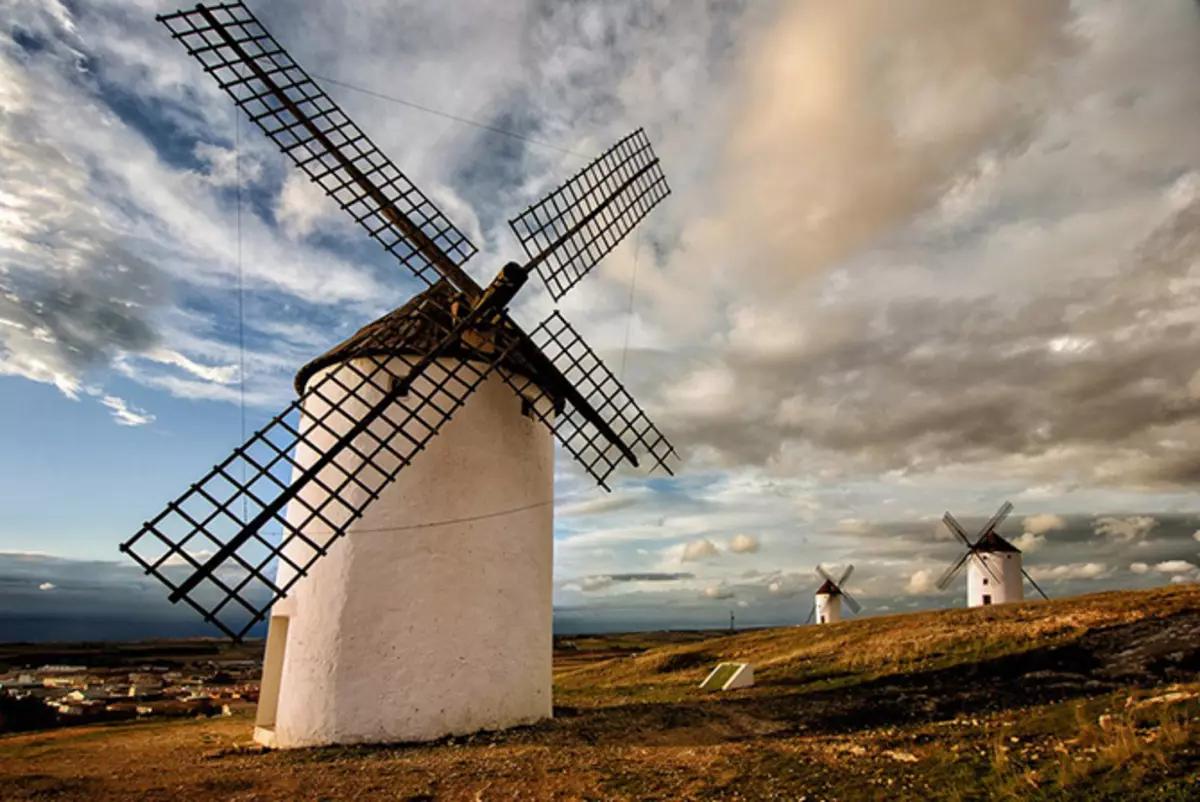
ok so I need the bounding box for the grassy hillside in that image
[5,586,1200,800]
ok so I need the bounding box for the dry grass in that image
[5,585,1200,800]
[558,585,1200,701]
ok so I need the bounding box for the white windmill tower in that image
[121,2,676,750]
[935,502,1049,607]
[806,564,860,625]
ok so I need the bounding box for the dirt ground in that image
[5,587,1200,800]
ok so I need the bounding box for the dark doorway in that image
[982,595,992,606]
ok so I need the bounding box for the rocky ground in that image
[4,586,1200,800]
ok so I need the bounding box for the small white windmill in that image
[806,564,860,625]
[935,502,1049,607]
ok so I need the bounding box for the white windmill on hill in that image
[120,2,676,749]
[935,502,1049,607]
[806,564,860,625]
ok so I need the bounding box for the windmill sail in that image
[127,2,679,642]
[1022,567,1051,600]
[120,286,527,639]
[935,550,972,590]
[158,2,482,297]
[502,312,677,489]
[941,512,974,546]
[977,501,1014,540]
[509,128,669,301]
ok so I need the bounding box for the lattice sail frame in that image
[129,2,681,639]
[120,291,527,639]
[501,312,677,490]
[509,128,670,301]
[159,1,481,296]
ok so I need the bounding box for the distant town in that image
[0,656,261,732]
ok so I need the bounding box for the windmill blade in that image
[120,285,522,640]
[942,512,974,547]
[159,2,482,298]
[805,603,816,625]
[841,588,862,616]
[500,312,677,490]
[816,564,837,585]
[935,551,971,590]
[837,564,855,586]
[509,128,670,302]
[975,501,1014,543]
[1022,567,1051,601]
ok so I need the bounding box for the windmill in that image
[119,2,676,749]
[935,501,1049,607]
[806,564,860,625]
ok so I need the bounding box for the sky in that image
[4,0,1200,639]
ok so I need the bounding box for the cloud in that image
[1130,562,1151,574]
[38,582,55,591]
[273,171,340,240]
[906,569,939,595]
[728,533,760,554]
[0,0,394,412]
[558,494,643,518]
[1193,530,1200,543]
[646,0,1200,493]
[1094,516,1158,543]
[682,538,720,562]
[1023,514,1067,535]
[1011,532,1046,553]
[142,348,239,385]
[564,572,695,593]
[192,142,262,188]
[1153,560,1198,575]
[1027,563,1112,581]
[13,0,1200,636]
[704,0,1072,294]
[579,575,614,592]
[702,583,735,600]
[97,395,154,427]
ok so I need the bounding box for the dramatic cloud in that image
[682,538,720,562]
[572,572,694,593]
[1028,563,1112,581]
[728,533,760,554]
[10,0,1200,633]
[1153,560,1198,575]
[579,575,614,592]
[702,583,735,600]
[38,582,55,591]
[1094,516,1158,544]
[651,0,1200,493]
[1011,532,1047,553]
[98,395,155,427]
[1023,514,1067,535]
[906,569,939,595]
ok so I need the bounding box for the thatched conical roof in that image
[815,579,841,596]
[293,281,532,393]
[974,531,1021,554]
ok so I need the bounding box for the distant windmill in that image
[806,564,860,625]
[120,2,676,749]
[936,501,1049,607]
